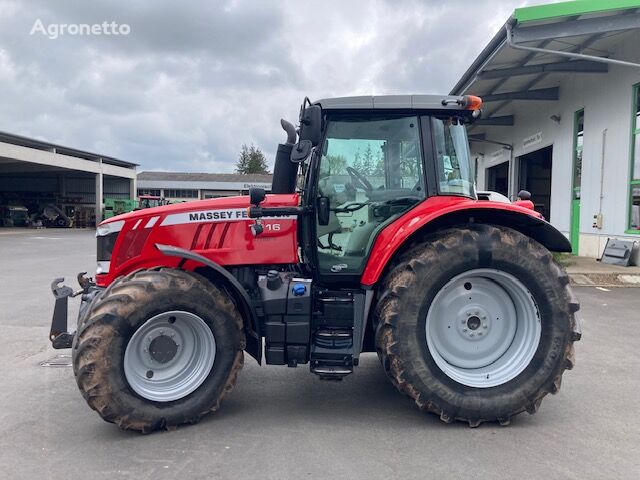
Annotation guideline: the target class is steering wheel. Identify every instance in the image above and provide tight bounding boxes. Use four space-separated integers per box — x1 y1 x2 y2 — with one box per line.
346 167 373 193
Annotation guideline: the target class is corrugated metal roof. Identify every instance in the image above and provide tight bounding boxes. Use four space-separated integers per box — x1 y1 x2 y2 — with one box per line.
137 171 273 183
450 1 640 129
0 130 137 168
452 4 640 95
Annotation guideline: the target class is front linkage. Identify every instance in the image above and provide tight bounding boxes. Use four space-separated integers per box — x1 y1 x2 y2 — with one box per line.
49 272 101 349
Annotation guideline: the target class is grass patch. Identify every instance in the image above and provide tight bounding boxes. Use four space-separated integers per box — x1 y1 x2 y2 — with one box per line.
553 252 576 267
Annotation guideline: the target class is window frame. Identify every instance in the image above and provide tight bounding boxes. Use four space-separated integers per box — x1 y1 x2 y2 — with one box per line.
164 189 198 199
572 109 584 199
137 188 161 197
313 112 427 277
626 83 640 234
427 115 477 200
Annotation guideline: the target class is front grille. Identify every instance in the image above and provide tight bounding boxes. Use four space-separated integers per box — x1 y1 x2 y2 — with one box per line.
97 232 119 261
113 229 151 267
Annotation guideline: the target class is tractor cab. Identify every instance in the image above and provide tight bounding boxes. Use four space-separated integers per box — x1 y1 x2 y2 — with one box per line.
137 195 167 209
251 95 481 283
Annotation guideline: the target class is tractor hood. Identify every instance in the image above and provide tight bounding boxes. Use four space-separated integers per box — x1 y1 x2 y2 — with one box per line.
96 193 300 287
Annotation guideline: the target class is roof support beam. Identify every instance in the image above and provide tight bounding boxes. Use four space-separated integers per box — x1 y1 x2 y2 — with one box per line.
482 87 559 102
512 13 640 43
506 23 640 69
478 60 607 79
474 116 514 126
468 133 486 141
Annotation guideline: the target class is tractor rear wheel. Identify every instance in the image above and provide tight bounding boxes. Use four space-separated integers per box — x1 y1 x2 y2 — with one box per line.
72 268 245 433
375 224 580 427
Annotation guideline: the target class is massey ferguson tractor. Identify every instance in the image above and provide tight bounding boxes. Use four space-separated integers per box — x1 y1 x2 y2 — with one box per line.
49 95 580 432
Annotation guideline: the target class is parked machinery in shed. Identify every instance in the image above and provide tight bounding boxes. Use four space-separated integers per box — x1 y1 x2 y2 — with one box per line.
103 198 138 220
49 94 580 432
40 204 72 228
0 205 30 227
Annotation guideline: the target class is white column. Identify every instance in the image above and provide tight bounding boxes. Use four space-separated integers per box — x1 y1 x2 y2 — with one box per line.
130 175 137 200
95 160 103 225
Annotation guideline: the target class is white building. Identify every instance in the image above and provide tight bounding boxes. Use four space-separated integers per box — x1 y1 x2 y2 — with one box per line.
137 171 272 201
451 1 640 258
0 131 136 225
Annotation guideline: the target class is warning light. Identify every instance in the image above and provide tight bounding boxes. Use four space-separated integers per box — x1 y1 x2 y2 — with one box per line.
461 95 483 111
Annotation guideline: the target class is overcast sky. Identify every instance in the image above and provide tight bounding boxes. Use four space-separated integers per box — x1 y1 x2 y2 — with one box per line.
0 0 554 172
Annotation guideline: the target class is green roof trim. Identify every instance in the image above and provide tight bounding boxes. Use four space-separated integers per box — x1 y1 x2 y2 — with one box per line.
515 0 640 23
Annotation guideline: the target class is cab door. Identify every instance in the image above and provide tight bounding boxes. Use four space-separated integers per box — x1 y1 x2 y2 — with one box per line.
311 113 426 283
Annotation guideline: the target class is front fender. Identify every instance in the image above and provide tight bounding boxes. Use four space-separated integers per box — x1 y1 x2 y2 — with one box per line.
360 196 571 286
155 243 262 364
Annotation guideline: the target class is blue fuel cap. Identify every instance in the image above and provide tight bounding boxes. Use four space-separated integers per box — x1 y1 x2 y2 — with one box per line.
292 283 307 296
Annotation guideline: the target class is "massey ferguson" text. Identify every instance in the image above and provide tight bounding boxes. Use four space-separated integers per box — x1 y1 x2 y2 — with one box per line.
188 210 248 222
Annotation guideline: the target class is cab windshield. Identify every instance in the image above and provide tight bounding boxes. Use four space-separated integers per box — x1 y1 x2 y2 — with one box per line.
431 116 475 197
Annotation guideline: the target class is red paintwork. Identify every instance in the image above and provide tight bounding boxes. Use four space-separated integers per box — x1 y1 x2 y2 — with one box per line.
96 194 299 287
359 196 543 286
98 192 544 289
513 199 535 210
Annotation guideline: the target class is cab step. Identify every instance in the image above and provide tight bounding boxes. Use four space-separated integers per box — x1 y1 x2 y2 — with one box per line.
310 364 353 380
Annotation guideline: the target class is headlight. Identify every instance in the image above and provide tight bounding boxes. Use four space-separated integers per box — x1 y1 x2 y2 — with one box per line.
96 220 124 273
96 220 125 237
96 261 111 274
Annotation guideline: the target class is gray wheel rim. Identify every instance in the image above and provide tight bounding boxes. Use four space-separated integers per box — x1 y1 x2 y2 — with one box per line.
124 311 216 402
425 268 541 388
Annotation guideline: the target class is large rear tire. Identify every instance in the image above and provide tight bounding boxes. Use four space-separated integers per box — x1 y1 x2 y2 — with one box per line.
375 224 580 427
72 268 245 433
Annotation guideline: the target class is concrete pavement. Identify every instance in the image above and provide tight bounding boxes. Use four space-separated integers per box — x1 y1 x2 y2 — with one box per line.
0 229 638 480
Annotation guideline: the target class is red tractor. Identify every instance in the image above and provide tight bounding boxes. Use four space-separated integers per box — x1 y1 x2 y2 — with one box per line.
50 95 580 432
137 195 169 209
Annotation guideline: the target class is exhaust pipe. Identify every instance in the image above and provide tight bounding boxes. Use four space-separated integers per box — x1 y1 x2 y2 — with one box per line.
281 119 296 145
271 119 299 194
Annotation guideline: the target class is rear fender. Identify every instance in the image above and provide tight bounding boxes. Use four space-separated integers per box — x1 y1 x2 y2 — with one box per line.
361 201 571 286
155 244 262 364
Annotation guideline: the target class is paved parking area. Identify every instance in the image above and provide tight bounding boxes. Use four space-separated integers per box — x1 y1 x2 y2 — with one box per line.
0 229 638 480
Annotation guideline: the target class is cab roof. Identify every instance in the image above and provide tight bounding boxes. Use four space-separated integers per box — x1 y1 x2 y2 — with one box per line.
314 94 471 111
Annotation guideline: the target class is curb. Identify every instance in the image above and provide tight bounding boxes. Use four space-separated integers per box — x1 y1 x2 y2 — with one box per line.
568 272 640 287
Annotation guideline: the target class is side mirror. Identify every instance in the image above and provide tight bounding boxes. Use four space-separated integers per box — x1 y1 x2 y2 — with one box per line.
299 105 322 147
290 140 312 163
317 196 330 225
249 187 266 206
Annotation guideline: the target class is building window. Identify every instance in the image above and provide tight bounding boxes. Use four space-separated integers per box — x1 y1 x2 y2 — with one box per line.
629 85 640 232
137 189 161 197
164 189 198 199
573 110 584 198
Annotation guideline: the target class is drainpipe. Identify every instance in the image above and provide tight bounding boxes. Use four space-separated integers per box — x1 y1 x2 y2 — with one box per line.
505 24 640 69
593 129 607 229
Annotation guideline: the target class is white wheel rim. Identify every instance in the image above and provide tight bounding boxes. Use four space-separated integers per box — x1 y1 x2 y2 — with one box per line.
124 311 216 402
425 269 541 388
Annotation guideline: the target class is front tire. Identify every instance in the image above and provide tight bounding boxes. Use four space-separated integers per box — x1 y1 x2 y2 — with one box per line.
375 224 580 426
72 268 245 433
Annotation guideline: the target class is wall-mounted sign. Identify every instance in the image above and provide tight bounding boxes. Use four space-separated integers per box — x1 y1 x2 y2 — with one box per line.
489 148 509 165
523 131 543 149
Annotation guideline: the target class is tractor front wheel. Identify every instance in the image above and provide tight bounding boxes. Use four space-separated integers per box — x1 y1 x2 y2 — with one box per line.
72 268 245 432
375 224 580 427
